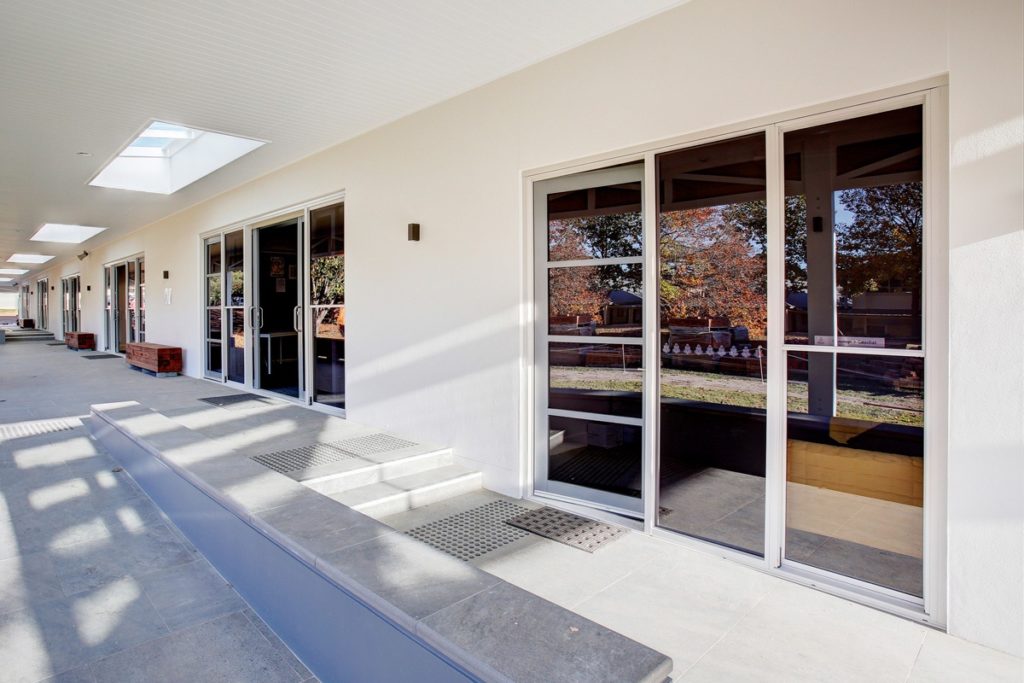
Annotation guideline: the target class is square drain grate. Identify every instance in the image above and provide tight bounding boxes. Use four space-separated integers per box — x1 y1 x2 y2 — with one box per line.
405 500 532 562
199 394 269 409
251 442 359 475
332 433 416 457
0 417 81 441
507 506 625 553
81 353 121 359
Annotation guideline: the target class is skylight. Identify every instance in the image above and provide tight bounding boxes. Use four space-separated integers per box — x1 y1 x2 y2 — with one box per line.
30 223 107 244
0 278 12 283
89 120 266 194
7 254 55 264
0 268 29 275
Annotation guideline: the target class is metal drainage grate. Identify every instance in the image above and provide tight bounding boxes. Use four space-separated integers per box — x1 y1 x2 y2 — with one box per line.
199 394 269 408
405 500 532 562
46 341 66 346
251 442 359 475
0 417 82 441
332 433 416 457
81 354 121 360
507 506 625 553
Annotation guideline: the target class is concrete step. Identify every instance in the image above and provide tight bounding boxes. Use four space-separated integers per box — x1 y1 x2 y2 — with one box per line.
326 464 482 519
301 447 454 496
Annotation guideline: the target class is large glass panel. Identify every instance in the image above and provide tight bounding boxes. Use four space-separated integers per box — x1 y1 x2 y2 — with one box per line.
312 307 345 408
310 203 344 408
785 351 924 596
225 231 244 306
548 415 642 499
127 261 137 343
656 133 768 556
548 342 642 418
548 263 642 337
310 203 344 305
547 182 642 261
784 106 923 350
138 258 146 342
228 308 245 383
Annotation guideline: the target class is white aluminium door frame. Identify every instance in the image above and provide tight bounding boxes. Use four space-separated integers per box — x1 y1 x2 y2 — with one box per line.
523 81 948 629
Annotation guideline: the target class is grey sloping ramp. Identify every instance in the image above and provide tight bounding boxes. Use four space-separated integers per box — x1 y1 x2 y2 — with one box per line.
90 401 673 683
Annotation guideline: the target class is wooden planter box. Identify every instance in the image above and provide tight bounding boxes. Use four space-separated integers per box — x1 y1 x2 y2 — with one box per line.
65 332 96 350
126 342 182 376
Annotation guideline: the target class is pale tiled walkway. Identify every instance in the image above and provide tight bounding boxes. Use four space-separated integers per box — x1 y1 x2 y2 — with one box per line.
0 342 314 682
383 490 1022 682
2 340 1022 682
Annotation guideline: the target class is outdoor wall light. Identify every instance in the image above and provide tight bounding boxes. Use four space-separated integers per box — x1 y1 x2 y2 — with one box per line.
408 223 420 241
163 270 169 279
77 251 89 260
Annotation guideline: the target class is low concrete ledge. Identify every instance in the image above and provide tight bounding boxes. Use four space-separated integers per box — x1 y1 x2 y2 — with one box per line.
89 402 673 683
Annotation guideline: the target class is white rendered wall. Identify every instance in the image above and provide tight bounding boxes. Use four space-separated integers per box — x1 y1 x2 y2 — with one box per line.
32 0 1023 655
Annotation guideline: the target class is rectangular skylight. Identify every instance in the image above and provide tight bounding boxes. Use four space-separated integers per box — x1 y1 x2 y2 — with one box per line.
0 268 29 275
7 254 55 264
30 223 107 244
0 277 12 283
89 120 266 194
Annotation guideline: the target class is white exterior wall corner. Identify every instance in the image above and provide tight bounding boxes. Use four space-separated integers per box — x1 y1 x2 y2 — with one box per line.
22 0 1024 655
946 0 1024 658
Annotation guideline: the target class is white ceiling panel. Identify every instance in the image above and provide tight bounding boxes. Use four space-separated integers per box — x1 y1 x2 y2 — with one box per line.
0 0 684 284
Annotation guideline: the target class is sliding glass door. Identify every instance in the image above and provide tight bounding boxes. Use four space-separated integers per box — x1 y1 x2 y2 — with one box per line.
201 198 345 410
104 256 145 353
533 165 646 516
61 275 80 334
37 279 48 329
532 97 936 611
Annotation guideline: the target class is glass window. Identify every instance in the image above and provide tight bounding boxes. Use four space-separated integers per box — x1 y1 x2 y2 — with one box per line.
547 182 642 261
548 415 642 499
784 106 923 350
549 342 642 418
548 264 642 337
656 133 768 556
785 351 923 596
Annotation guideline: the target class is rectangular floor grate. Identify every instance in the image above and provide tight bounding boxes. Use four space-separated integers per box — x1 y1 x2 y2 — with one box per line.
46 341 66 346
332 433 416 457
81 354 121 359
405 500 532 562
0 417 82 441
506 506 625 553
199 394 269 408
251 442 360 474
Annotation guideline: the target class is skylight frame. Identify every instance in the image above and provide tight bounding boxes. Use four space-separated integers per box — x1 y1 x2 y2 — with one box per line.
7 254 55 264
88 119 267 195
0 268 29 275
30 223 108 244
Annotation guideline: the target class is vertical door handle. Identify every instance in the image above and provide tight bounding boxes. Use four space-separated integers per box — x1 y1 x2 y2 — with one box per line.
293 306 302 332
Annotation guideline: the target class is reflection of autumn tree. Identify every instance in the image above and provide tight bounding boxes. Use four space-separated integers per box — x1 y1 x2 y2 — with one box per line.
721 196 807 290
548 221 605 320
836 183 922 299
660 205 767 338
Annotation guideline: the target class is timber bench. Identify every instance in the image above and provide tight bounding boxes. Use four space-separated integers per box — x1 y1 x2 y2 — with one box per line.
126 342 183 377
65 331 96 351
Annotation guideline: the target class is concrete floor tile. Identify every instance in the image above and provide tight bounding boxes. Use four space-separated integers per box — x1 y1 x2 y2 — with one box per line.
0 550 64 616
908 630 1023 682
680 580 927 682
138 559 245 632
320 532 500 629
87 612 305 683
241 608 313 681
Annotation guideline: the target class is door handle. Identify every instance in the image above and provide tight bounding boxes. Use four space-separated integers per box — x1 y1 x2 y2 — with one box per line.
293 305 302 332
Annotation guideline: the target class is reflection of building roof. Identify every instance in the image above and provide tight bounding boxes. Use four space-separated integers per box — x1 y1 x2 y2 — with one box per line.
608 289 642 306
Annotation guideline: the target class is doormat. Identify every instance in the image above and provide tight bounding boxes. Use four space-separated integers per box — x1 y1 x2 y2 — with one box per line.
198 394 269 409
81 354 121 359
405 500 532 562
46 341 66 346
506 506 625 553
